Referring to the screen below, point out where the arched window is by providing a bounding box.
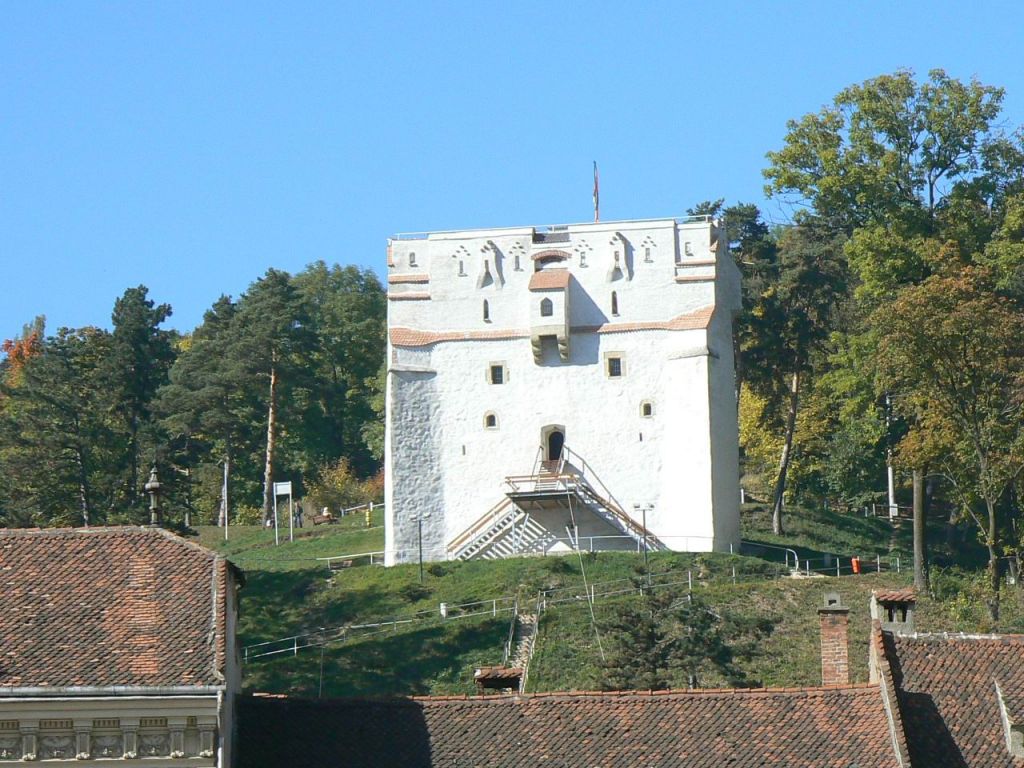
[611,291,619,316]
[484,412,498,429]
[483,300,490,322]
[409,252,417,267]
[640,400,654,418]
[540,297,553,317]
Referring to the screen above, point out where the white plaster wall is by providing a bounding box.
[386,219,740,562]
[388,220,718,333]
[384,368,446,564]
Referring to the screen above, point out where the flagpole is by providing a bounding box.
[593,161,600,222]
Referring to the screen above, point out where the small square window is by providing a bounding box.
[488,364,506,385]
[607,357,622,378]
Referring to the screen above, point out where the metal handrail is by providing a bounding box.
[446,497,514,555]
[502,598,519,665]
[390,215,714,241]
[562,445,657,545]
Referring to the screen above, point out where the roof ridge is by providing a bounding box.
[0,525,222,560]
[268,683,883,706]
[893,630,1024,642]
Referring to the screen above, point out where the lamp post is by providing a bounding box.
[145,466,162,527]
[633,502,653,575]
[411,511,431,584]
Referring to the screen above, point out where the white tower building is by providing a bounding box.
[384,216,741,565]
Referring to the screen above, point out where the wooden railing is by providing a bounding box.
[446,497,514,556]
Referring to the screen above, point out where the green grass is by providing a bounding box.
[184,504,1024,698]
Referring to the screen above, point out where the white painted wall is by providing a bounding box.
[385,218,740,564]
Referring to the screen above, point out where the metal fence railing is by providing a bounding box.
[243,595,517,662]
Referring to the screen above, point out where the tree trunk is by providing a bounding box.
[985,497,1000,623]
[220,451,231,527]
[262,356,278,523]
[912,468,929,591]
[75,444,91,527]
[771,370,801,535]
[128,413,139,505]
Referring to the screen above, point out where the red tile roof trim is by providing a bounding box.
[674,274,715,283]
[390,307,713,347]
[387,292,431,301]
[873,589,917,603]
[388,274,430,284]
[871,622,912,767]
[528,269,571,290]
[390,327,530,346]
[577,305,715,334]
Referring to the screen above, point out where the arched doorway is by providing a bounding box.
[546,429,565,461]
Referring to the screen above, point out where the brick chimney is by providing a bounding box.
[819,592,850,686]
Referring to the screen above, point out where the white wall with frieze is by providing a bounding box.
[0,696,219,765]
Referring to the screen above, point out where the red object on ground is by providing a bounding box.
[851,556,861,574]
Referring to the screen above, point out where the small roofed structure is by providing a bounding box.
[473,666,523,694]
[870,588,916,633]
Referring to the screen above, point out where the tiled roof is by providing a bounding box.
[873,589,917,603]
[387,292,431,301]
[390,327,530,347]
[528,269,571,290]
[883,631,1024,767]
[237,686,900,768]
[579,305,715,334]
[389,307,714,348]
[387,274,430,285]
[0,526,234,690]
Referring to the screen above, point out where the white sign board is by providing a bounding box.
[273,481,293,496]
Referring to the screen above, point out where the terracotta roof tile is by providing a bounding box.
[387,274,430,285]
[390,327,530,347]
[0,526,233,690]
[237,686,900,767]
[387,292,431,301]
[389,307,714,348]
[578,305,715,334]
[884,631,1024,767]
[528,269,571,290]
[873,589,917,603]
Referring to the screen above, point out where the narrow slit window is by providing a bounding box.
[540,297,553,317]
[484,412,498,429]
[611,291,619,316]
[641,401,654,417]
[483,300,490,322]
[644,247,652,263]
[409,252,417,267]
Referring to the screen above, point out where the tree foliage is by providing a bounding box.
[601,589,773,691]
[0,263,386,528]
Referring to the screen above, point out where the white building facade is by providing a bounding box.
[384,216,741,565]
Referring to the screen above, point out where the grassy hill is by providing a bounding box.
[192,503,1023,698]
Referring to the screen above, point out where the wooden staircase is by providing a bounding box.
[447,446,663,560]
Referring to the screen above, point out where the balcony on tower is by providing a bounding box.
[528,256,571,364]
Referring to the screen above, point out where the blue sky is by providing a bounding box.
[3,1,1024,336]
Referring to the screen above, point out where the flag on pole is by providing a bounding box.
[593,161,600,222]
